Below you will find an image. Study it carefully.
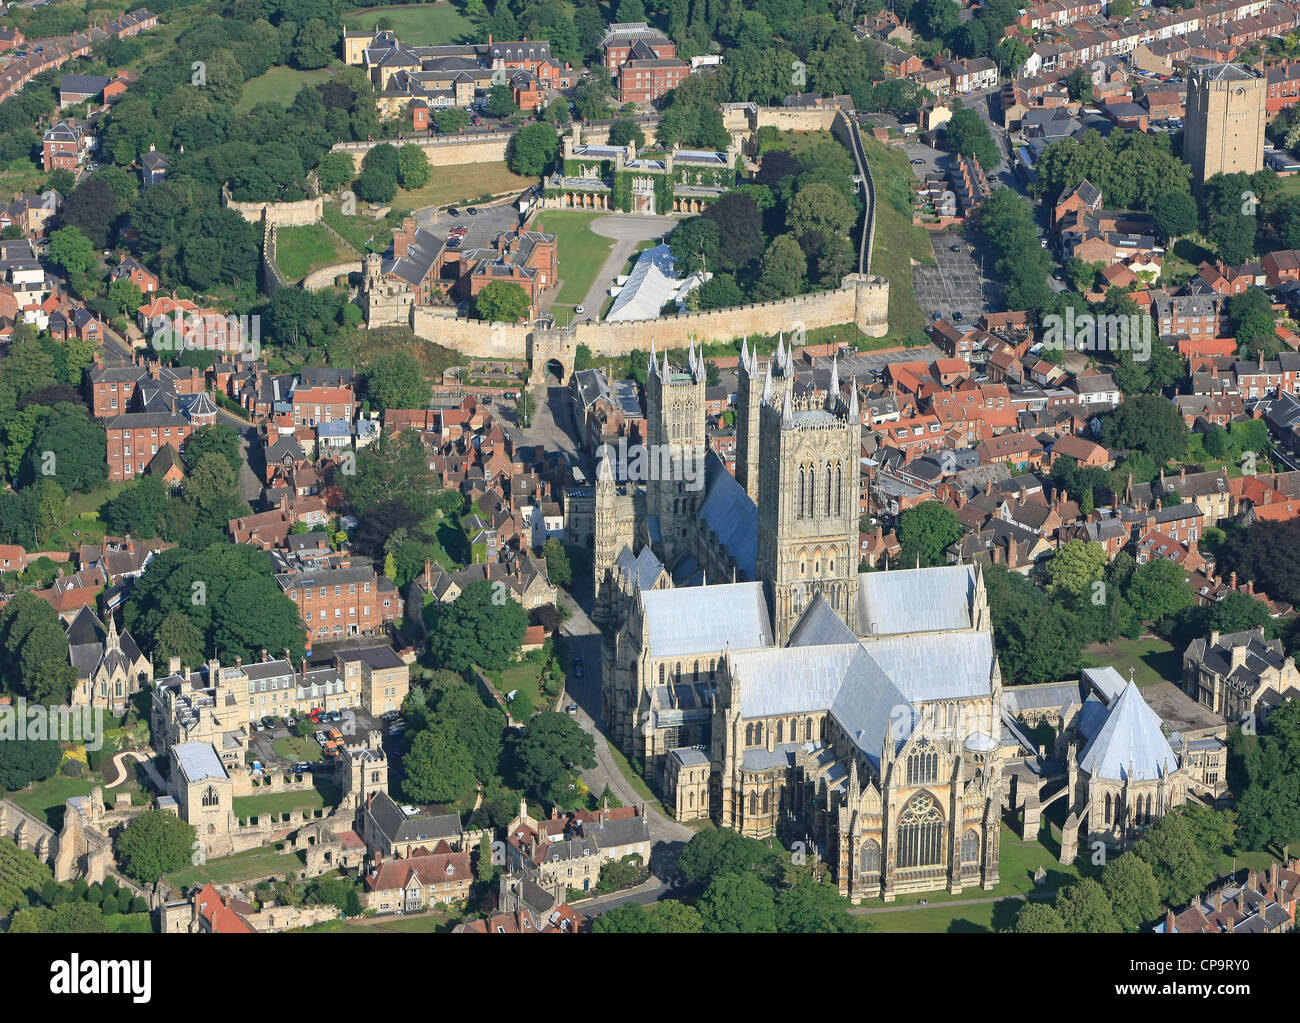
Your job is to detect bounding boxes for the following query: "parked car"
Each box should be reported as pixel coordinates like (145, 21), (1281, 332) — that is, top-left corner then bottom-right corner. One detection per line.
(566, 704), (579, 716)
(448, 207), (460, 216)
(949, 244), (961, 252)
(261, 716), (275, 728)
(466, 206), (478, 215)
(911, 158), (924, 165)
(573, 658), (584, 678)
(574, 305), (585, 314)
(254, 721), (265, 732)
(285, 716), (296, 729)
(314, 730), (328, 747)
(328, 710), (343, 722)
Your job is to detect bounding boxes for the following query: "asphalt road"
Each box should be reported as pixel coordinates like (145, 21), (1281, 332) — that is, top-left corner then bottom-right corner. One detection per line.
(576, 213), (678, 317)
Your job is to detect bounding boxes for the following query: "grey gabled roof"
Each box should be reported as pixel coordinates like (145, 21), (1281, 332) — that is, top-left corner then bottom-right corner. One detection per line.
(1078, 680), (1176, 782)
(697, 448), (757, 579)
(615, 544), (665, 592)
(640, 581), (772, 659)
(787, 591), (858, 647)
(857, 563), (977, 636)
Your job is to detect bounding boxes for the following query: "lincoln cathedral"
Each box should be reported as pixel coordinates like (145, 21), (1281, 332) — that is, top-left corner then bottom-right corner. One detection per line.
(593, 339), (1006, 901)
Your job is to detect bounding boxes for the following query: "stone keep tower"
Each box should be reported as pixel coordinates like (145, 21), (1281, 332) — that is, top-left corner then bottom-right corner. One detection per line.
(645, 339), (707, 568)
(1184, 63), (1266, 186)
(756, 346), (862, 645)
(734, 335), (762, 504)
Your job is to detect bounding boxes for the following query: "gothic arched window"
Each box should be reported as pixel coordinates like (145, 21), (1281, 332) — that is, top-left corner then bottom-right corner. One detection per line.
(754, 721), (763, 745)
(962, 829), (979, 864)
(749, 791), (758, 816)
(905, 748), (940, 786)
(202, 786), (219, 808)
(835, 464), (842, 516)
(776, 720), (783, 743)
(897, 793), (945, 869)
(806, 468), (815, 519)
(825, 464), (832, 517)
(693, 660), (699, 681)
(659, 664), (665, 685)
(761, 789), (770, 814)
(860, 839), (881, 875)
(1105, 792), (1112, 824)
(797, 469), (805, 520)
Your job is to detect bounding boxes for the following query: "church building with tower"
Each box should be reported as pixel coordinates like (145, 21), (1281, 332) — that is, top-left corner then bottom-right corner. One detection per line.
(593, 337), (1007, 901)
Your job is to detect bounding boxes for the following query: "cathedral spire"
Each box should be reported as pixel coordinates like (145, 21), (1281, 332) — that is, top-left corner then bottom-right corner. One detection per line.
(740, 335), (750, 376)
(648, 337), (658, 378)
(828, 354), (840, 411)
(782, 369), (794, 428)
(761, 355), (773, 403)
(775, 332), (785, 373)
(688, 337), (697, 377)
(662, 346), (670, 379)
(848, 373), (859, 423)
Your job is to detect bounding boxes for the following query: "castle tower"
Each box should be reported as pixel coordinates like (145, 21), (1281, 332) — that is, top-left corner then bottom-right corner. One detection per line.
(645, 338), (706, 568)
(756, 354), (862, 644)
(735, 336), (762, 504)
(1183, 63), (1266, 186)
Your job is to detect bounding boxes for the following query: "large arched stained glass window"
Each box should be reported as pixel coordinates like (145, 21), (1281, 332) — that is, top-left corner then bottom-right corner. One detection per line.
(859, 839), (881, 875)
(961, 829), (979, 864)
(897, 793), (945, 869)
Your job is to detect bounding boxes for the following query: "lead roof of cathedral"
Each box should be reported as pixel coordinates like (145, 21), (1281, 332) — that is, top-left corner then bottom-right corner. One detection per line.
(697, 448), (757, 579)
(640, 581), (772, 659)
(856, 563), (979, 636)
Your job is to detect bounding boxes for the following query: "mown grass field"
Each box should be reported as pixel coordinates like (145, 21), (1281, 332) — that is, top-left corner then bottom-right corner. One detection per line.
(534, 210), (616, 306)
(237, 66), (335, 112)
(274, 224), (353, 281)
(343, 2), (478, 45)
(389, 162), (539, 217)
(164, 843), (305, 889)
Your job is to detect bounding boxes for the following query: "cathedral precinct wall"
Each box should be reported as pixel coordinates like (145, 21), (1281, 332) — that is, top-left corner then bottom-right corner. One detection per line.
(411, 273), (890, 359)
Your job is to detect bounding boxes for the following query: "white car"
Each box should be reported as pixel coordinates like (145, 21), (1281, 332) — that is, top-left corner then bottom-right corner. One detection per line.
(401, 805), (420, 817)
(574, 305), (585, 315)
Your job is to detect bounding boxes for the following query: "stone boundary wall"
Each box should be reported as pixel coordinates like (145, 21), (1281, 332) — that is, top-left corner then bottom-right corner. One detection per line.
(302, 259), (362, 292)
(412, 273), (889, 360)
(262, 220), (287, 297)
(223, 184), (323, 227)
(831, 109), (877, 276)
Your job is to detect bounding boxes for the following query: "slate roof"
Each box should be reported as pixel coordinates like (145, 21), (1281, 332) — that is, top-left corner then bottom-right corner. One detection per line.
(697, 448), (757, 579)
(856, 563), (977, 636)
(639, 581), (772, 659)
(1078, 680), (1177, 782)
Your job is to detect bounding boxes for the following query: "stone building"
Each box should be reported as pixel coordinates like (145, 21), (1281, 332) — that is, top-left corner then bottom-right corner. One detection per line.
(65, 606), (152, 716)
(1183, 62), (1266, 185)
(170, 742), (236, 858)
(1182, 626), (1300, 722)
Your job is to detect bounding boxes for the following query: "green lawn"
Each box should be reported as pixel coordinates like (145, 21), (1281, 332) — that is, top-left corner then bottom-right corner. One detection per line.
(237, 65), (336, 112)
(274, 224), (352, 282)
(858, 132), (936, 341)
(864, 899), (1006, 933)
(10, 776), (102, 830)
(495, 661), (553, 713)
(343, 2), (479, 45)
(388, 163), (539, 218)
(273, 735), (324, 762)
(347, 909), (466, 932)
(1082, 636), (1181, 688)
(323, 203), (384, 253)
(164, 843), (306, 889)
(534, 211), (617, 306)
(232, 777), (340, 822)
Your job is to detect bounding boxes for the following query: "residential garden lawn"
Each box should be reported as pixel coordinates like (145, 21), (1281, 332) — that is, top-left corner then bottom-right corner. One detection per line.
(164, 843), (305, 889)
(52, 481), (131, 549)
(1163, 236), (1216, 288)
(232, 777), (341, 821)
(236, 65), (335, 111)
(1082, 635), (1181, 687)
(388, 163), (539, 218)
(534, 210), (617, 306)
(859, 131), (936, 341)
(274, 224), (352, 282)
(343, 3), (479, 45)
(273, 735), (324, 762)
(495, 660), (550, 712)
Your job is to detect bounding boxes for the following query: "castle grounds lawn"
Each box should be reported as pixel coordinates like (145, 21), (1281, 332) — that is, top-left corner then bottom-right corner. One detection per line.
(236, 65), (335, 112)
(274, 224), (352, 282)
(534, 211), (617, 306)
(388, 163), (539, 218)
(323, 204), (382, 252)
(343, 3), (478, 45)
(164, 843), (305, 889)
(1082, 636), (1180, 688)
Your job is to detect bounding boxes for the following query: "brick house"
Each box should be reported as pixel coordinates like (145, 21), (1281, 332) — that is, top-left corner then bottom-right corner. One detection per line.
(275, 562), (403, 640)
(42, 120), (92, 172)
(104, 411), (194, 482)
